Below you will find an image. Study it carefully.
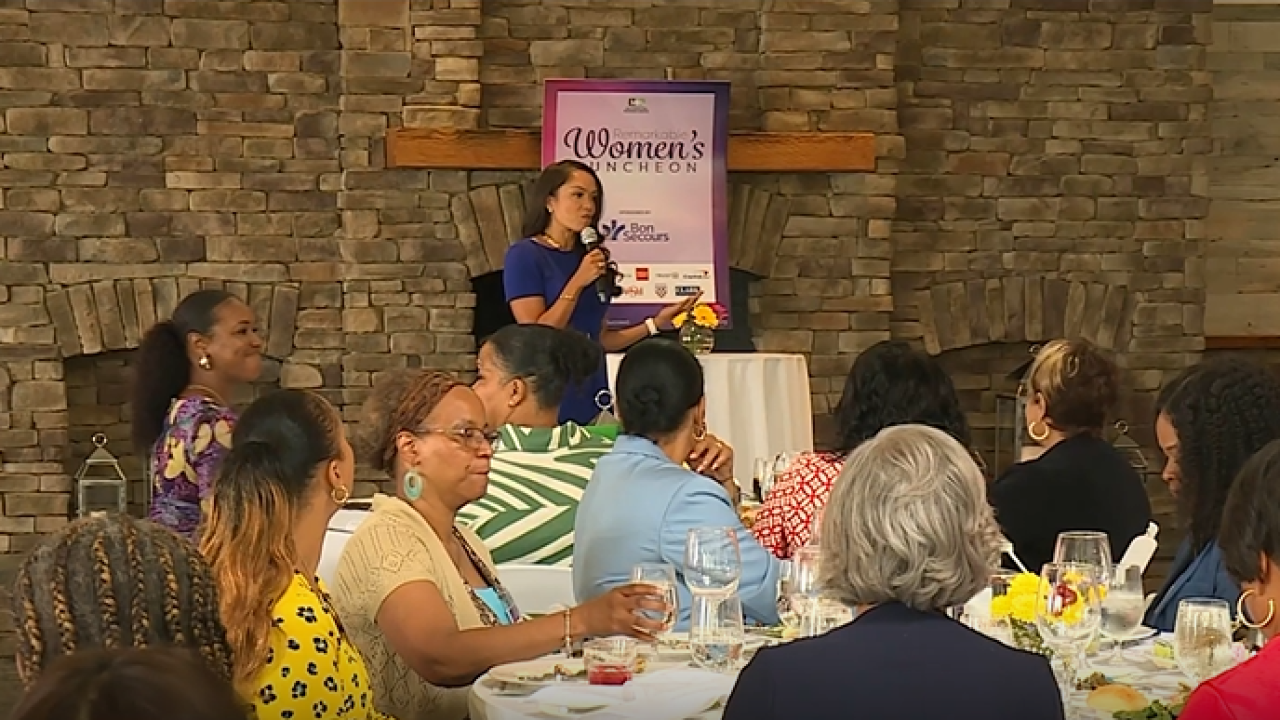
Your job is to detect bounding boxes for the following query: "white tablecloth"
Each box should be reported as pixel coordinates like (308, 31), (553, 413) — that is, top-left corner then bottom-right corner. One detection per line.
(605, 353), (814, 485)
(468, 636), (1202, 720)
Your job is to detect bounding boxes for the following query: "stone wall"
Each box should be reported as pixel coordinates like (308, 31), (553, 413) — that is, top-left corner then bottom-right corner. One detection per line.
(0, 0), (1224, 552)
(1207, 3), (1280, 336)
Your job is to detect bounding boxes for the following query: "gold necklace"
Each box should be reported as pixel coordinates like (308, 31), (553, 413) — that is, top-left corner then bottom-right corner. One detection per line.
(186, 383), (226, 406)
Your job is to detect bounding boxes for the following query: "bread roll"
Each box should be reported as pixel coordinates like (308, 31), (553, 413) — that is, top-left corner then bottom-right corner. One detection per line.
(1086, 684), (1148, 713)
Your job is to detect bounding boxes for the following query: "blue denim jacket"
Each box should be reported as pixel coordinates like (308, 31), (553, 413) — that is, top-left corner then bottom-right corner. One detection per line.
(1143, 537), (1240, 633)
(573, 434), (781, 629)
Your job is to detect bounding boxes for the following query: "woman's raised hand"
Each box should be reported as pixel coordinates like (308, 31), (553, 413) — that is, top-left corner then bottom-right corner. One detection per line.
(574, 583), (670, 641)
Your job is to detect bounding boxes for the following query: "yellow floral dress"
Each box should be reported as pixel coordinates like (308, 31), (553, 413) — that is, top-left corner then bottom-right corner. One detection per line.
(147, 395), (235, 539)
(250, 573), (393, 720)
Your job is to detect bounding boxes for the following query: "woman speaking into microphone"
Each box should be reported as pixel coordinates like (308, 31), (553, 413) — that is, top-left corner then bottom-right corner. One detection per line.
(503, 159), (699, 426)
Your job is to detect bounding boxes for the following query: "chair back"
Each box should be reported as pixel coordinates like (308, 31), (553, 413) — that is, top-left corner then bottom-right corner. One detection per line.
(318, 506), (372, 586)
(496, 564), (576, 616)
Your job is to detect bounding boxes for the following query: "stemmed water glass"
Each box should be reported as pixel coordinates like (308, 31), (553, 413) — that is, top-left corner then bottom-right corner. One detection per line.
(631, 562), (679, 645)
(1053, 531), (1113, 584)
(685, 527), (742, 597)
(1100, 564), (1146, 656)
(1174, 598), (1236, 684)
(1035, 562), (1103, 695)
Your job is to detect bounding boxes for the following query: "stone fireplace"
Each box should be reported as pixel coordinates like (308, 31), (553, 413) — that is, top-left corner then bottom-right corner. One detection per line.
(0, 0), (1213, 575)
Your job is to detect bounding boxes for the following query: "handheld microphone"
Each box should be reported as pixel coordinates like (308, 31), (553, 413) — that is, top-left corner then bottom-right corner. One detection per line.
(580, 227), (612, 303)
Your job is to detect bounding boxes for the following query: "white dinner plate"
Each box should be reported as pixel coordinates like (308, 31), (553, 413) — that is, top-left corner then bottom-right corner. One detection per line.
(490, 657), (586, 687)
(1110, 626), (1158, 643)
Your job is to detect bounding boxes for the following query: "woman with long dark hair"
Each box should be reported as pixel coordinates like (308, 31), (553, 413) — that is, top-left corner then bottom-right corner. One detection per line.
(132, 289), (262, 539)
(502, 160), (699, 425)
(200, 390), (389, 718)
(752, 340), (971, 559)
(1144, 358), (1280, 632)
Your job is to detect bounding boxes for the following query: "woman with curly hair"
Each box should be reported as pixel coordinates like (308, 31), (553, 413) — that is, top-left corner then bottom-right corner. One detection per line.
(1144, 357), (1280, 632)
(751, 340), (971, 559)
(989, 339), (1151, 573)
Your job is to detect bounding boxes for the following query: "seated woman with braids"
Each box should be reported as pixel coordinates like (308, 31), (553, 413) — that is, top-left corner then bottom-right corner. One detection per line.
(331, 370), (669, 720)
(200, 390), (390, 719)
(465, 323), (735, 566)
(11, 514), (234, 688)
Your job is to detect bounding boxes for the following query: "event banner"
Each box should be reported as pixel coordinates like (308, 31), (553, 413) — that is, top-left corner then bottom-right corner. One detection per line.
(542, 79), (731, 328)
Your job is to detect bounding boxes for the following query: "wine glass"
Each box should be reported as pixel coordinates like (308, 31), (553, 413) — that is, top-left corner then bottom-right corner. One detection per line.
(630, 562), (678, 643)
(1053, 531), (1113, 583)
(776, 560), (801, 634)
(685, 527), (742, 597)
(1100, 564), (1145, 655)
(1174, 598), (1236, 684)
(1035, 562), (1103, 695)
(752, 457), (773, 502)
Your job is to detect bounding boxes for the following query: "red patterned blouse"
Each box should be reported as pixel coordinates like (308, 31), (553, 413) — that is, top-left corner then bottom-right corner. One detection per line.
(750, 451), (845, 560)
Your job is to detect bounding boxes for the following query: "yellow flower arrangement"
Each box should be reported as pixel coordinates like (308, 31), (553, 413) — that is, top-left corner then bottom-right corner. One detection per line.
(989, 571), (1104, 656)
(673, 303), (725, 330)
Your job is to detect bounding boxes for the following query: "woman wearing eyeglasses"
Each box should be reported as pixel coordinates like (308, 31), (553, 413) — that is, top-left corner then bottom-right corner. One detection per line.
(329, 369), (670, 720)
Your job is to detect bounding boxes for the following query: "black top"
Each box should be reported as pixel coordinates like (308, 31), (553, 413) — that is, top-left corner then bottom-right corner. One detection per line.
(723, 602), (1063, 720)
(990, 433), (1152, 573)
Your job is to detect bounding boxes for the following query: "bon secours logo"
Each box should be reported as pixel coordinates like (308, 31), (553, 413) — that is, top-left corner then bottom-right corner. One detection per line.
(600, 219), (670, 243)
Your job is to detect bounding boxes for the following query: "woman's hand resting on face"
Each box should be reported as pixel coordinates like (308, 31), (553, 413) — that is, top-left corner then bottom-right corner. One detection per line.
(573, 583), (671, 641)
(689, 432), (736, 498)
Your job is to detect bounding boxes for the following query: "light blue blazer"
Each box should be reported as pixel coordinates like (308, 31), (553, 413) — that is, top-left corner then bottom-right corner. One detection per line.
(1143, 537), (1239, 633)
(573, 434), (781, 630)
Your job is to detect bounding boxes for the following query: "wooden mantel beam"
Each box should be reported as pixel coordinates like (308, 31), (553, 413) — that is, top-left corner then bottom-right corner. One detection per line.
(1205, 336), (1280, 350)
(385, 128), (877, 173)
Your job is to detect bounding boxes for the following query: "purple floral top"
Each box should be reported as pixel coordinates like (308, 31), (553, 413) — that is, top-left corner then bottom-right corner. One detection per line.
(147, 395), (236, 540)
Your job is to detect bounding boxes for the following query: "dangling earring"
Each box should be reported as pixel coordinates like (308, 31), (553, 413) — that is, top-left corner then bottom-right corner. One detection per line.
(331, 484), (350, 507)
(692, 422), (707, 441)
(1237, 589), (1276, 629)
(402, 468), (424, 501)
(1027, 420), (1049, 442)
(198, 354), (212, 371)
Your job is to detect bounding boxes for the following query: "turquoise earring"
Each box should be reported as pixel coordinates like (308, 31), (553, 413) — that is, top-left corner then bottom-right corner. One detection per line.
(403, 468), (424, 501)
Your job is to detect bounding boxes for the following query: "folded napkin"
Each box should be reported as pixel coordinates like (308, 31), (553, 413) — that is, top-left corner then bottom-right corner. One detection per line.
(610, 668), (736, 720)
(529, 684), (636, 709)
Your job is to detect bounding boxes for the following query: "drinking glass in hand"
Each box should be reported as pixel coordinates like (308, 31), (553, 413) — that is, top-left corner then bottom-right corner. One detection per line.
(685, 527), (742, 597)
(630, 562), (678, 636)
(1174, 598), (1236, 684)
(1035, 562), (1103, 694)
(1053, 531), (1113, 584)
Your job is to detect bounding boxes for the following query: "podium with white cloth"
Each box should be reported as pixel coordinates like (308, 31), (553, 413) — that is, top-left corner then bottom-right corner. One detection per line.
(605, 352), (815, 485)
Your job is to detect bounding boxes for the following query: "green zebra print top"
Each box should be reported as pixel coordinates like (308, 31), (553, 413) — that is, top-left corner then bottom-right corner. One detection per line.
(457, 421), (613, 567)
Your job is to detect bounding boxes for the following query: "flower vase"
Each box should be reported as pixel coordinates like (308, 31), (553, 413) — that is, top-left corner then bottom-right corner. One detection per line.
(679, 323), (715, 355)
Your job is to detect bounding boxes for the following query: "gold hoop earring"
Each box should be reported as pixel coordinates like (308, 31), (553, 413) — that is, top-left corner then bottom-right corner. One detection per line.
(1237, 589), (1275, 629)
(693, 424), (707, 441)
(198, 354), (212, 371)
(331, 485), (350, 507)
(1028, 420), (1049, 442)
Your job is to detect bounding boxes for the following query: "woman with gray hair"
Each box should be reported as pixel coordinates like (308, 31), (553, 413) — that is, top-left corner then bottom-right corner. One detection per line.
(723, 425), (1063, 720)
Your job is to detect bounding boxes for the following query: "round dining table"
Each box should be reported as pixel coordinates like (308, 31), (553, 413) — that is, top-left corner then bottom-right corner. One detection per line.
(468, 634), (1215, 720)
